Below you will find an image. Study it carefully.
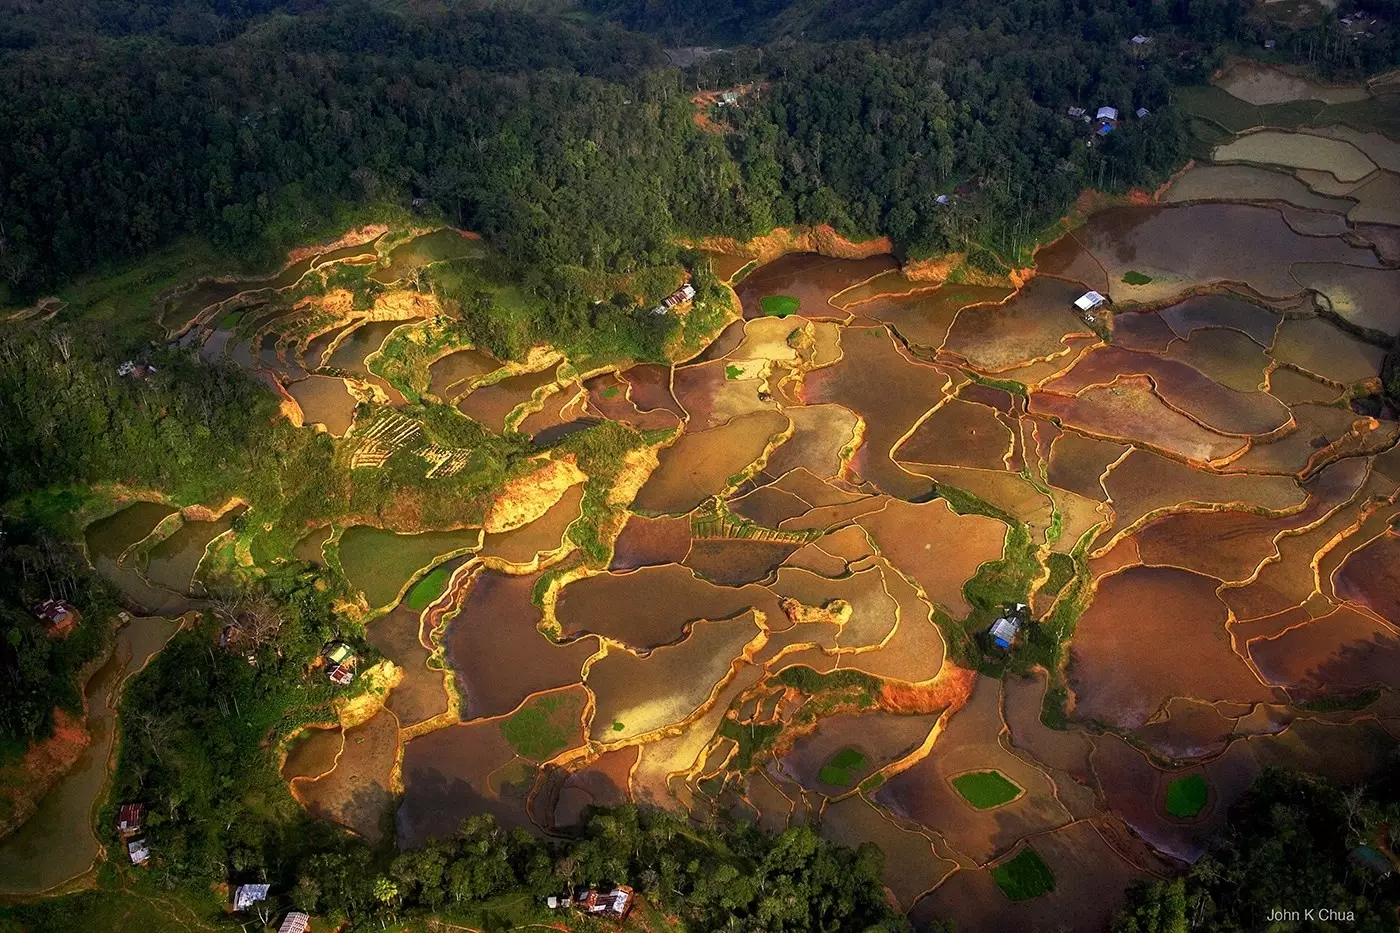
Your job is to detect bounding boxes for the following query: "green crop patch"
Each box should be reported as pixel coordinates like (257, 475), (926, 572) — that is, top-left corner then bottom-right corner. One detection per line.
(404, 564), (452, 610)
(992, 847), (1055, 901)
(951, 770), (1021, 809)
(725, 364), (743, 380)
(1122, 270), (1153, 285)
(760, 294), (800, 317)
(817, 747), (868, 786)
(1165, 774), (1209, 819)
(499, 693), (580, 761)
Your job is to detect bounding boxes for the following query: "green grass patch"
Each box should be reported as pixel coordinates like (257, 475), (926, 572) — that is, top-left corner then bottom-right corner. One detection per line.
(817, 747), (868, 787)
(759, 294), (800, 317)
(951, 770), (1021, 809)
(992, 847), (1055, 901)
(1042, 552), (1076, 598)
(499, 692), (580, 760)
(718, 719), (781, 771)
(1121, 271), (1153, 286)
(1295, 688), (1381, 714)
(725, 363), (743, 380)
(1176, 85), (1262, 133)
(968, 373), (1029, 398)
(404, 563), (452, 611)
(611, 720), (625, 732)
(858, 772), (886, 794)
(1165, 774), (1210, 819)
(338, 526), (483, 608)
(217, 310), (245, 328)
(600, 385), (620, 399)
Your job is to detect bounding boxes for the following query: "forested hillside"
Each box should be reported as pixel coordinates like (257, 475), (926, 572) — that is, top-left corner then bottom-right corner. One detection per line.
(0, 0), (1266, 310)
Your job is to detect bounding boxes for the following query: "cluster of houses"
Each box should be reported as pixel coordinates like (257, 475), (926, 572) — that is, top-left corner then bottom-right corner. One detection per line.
(118, 803), (149, 867)
(546, 884), (635, 920)
(651, 282), (696, 316)
(233, 883), (311, 932)
(324, 641), (357, 685)
(1341, 10), (1383, 38)
(1067, 104), (1150, 141)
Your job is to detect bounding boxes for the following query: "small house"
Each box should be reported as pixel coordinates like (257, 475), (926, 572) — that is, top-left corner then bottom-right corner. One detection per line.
(1135, 107), (1150, 118)
(573, 884), (634, 920)
(117, 803), (145, 836)
(718, 89), (740, 106)
(1096, 106), (1118, 122)
(1097, 122), (1113, 136)
(1067, 106), (1086, 118)
(989, 616), (1021, 650)
(651, 282), (697, 315)
(935, 194), (951, 205)
(234, 883), (272, 912)
(1074, 291), (1107, 313)
(127, 838), (150, 866)
(1131, 34), (1150, 45)
(32, 599), (78, 629)
(1264, 39), (1277, 49)
(278, 912), (312, 933)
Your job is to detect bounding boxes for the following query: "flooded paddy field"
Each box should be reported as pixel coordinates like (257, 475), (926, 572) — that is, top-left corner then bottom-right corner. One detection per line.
(139, 128), (1397, 924)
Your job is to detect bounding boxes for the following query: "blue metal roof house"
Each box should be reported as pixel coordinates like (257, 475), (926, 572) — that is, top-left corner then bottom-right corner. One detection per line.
(989, 603), (1029, 650)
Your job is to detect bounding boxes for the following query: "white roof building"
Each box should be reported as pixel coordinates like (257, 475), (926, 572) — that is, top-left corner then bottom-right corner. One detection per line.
(1096, 106), (1118, 121)
(1135, 107), (1150, 118)
(1131, 34), (1150, 44)
(1074, 291), (1107, 312)
(127, 838), (150, 866)
(234, 884), (272, 912)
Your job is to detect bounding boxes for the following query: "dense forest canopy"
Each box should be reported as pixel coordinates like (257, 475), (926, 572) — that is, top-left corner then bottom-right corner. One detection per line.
(1, 0), (1332, 308)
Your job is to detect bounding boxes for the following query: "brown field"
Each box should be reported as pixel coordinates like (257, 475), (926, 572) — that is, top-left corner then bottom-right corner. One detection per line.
(894, 398), (1015, 470)
(287, 206), (1400, 922)
(479, 482), (583, 564)
(445, 569), (599, 720)
(762, 404), (860, 479)
(555, 563), (783, 649)
(286, 375), (357, 435)
(858, 498), (1008, 616)
(875, 677), (1072, 863)
(457, 365), (560, 431)
(799, 325), (957, 499)
(820, 797), (958, 910)
(295, 709), (399, 843)
(782, 710), (940, 793)
(633, 410), (788, 514)
(736, 253), (898, 320)
(1069, 566), (1280, 728)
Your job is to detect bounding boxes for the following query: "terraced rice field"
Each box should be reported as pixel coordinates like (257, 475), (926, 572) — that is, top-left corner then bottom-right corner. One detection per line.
(127, 97), (1399, 926)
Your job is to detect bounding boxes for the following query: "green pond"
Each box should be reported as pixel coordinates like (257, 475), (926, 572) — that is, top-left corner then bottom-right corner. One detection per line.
(0, 616), (177, 894)
(338, 526), (483, 608)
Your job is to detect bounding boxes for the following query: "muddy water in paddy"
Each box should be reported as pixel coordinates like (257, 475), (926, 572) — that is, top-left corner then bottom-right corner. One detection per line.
(302, 322), (358, 370)
(0, 616), (176, 894)
(632, 410), (788, 515)
(287, 375), (357, 435)
(457, 366), (560, 432)
(427, 347), (500, 400)
(370, 229), (482, 285)
(736, 253), (898, 320)
(142, 505), (247, 594)
(281, 725), (344, 782)
(445, 570), (598, 720)
(84, 502), (177, 563)
(325, 320), (404, 377)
